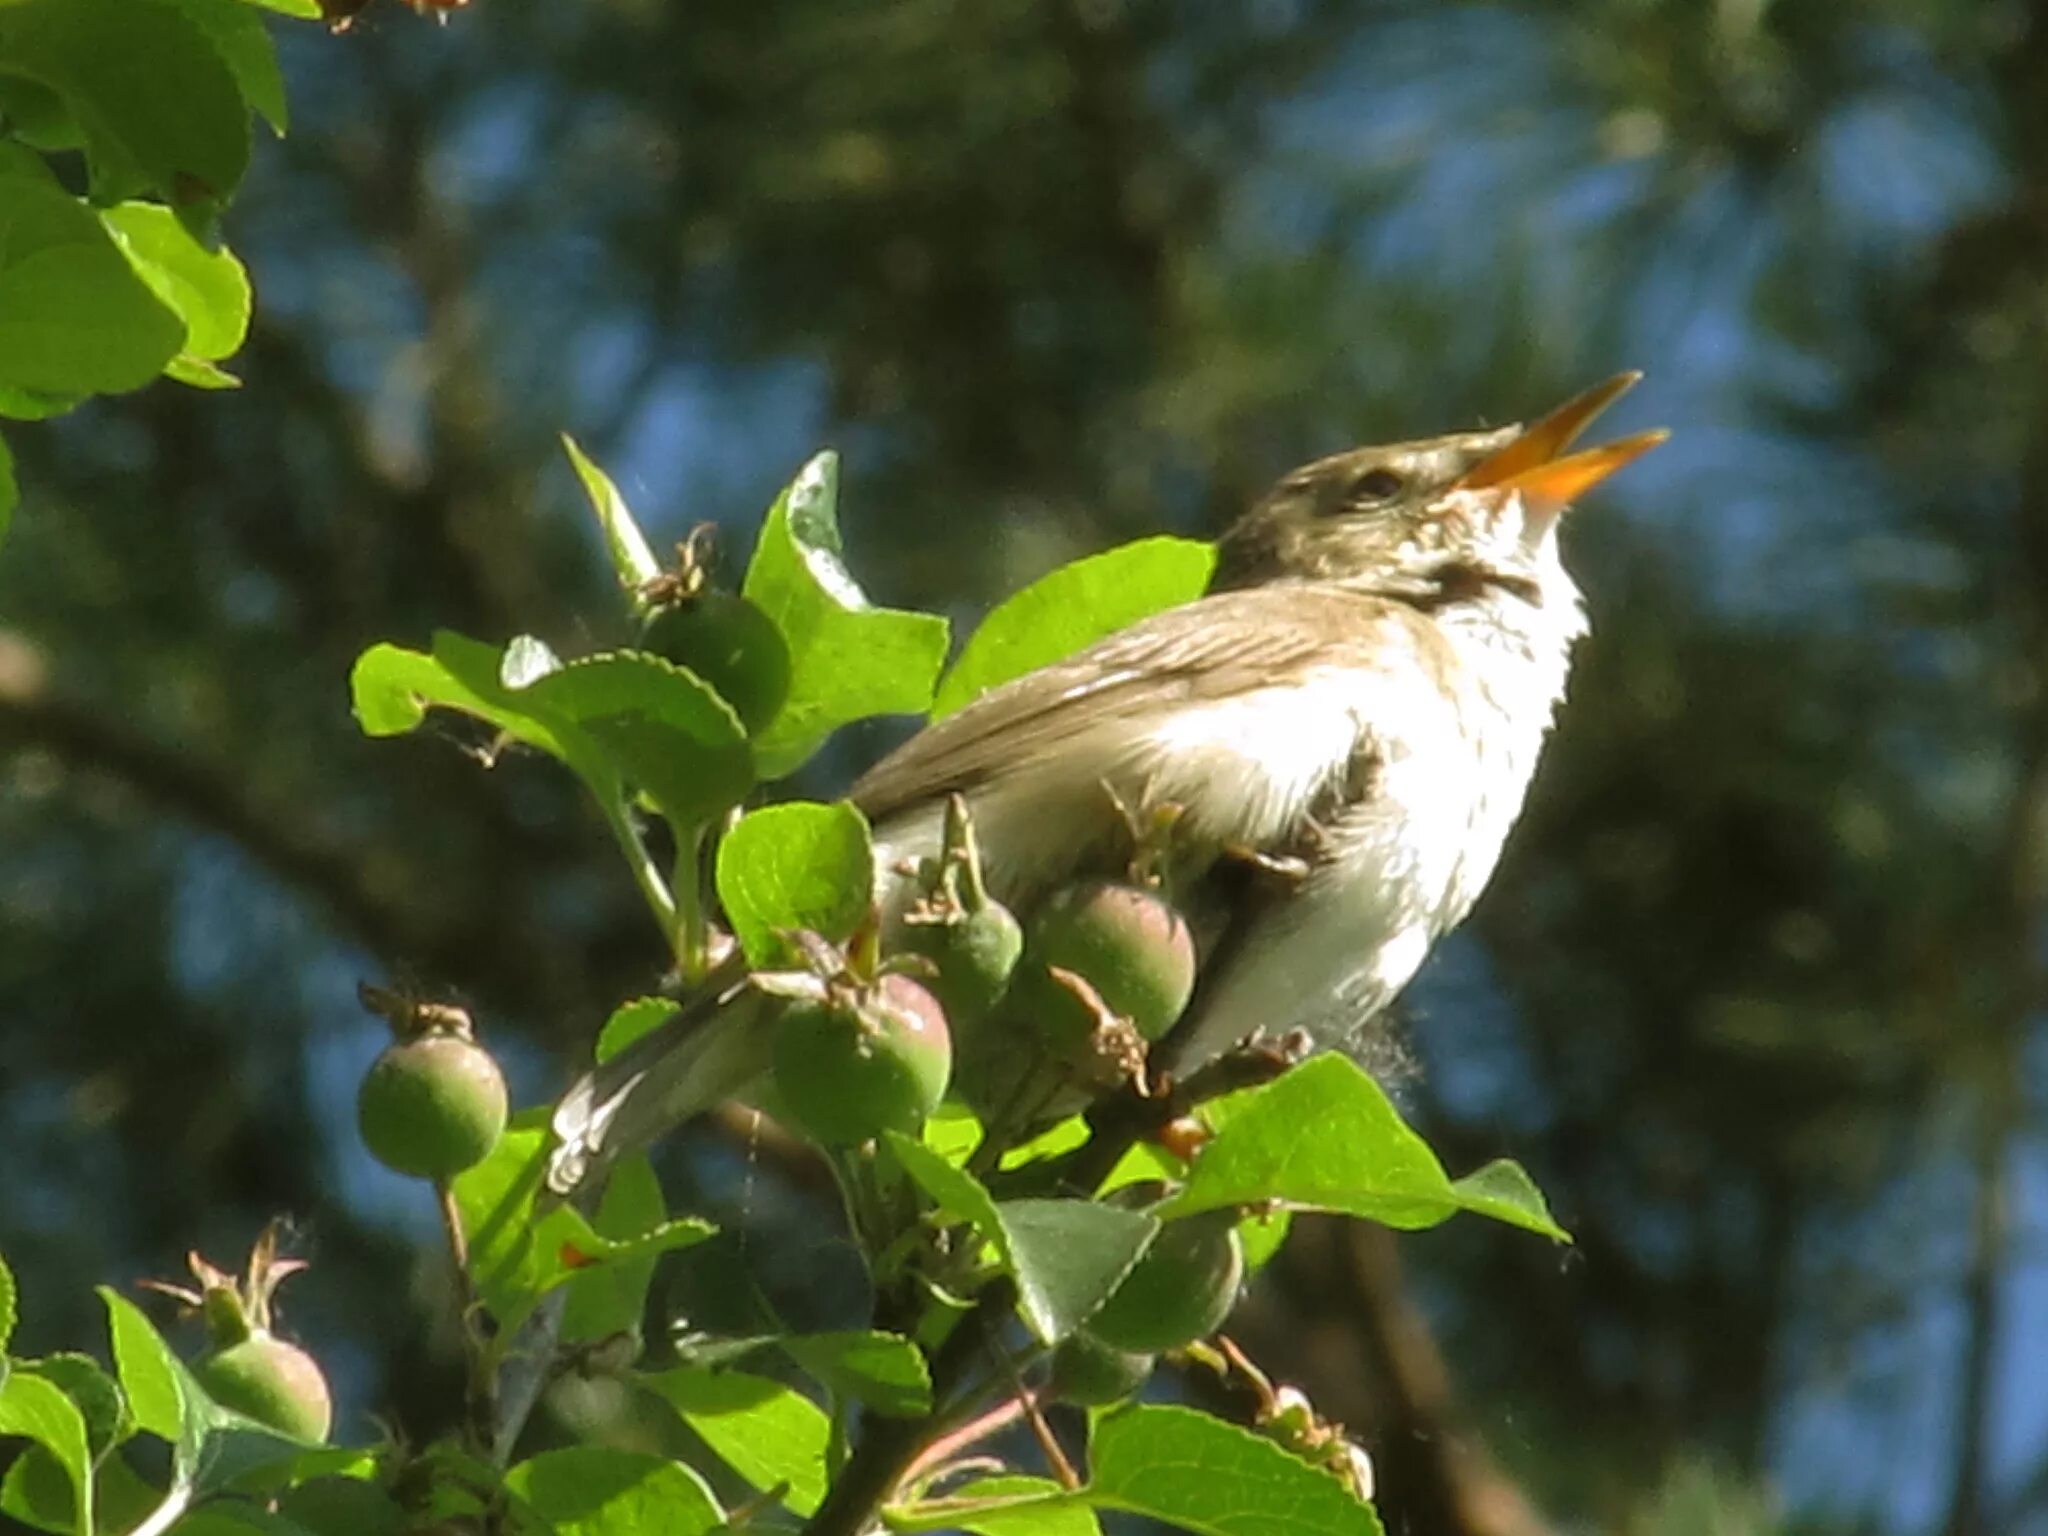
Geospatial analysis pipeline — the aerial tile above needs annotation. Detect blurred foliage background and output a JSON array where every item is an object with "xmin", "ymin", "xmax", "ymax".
[{"xmin": 2, "ymin": 0, "xmax": 2042, "ymax": 1531}]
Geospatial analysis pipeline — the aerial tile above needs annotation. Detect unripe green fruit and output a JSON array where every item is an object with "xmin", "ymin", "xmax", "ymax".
[
  {"xmin": 1020, "ymin": 882, "xmax": 1196, "ymax": 1048},
  {"xmin": 1087, "ymin": 1213, "xmax": 1243, "ymax": 1353},
  {"xmin": 899, "ymin": 900, "xmax": 1024, "ymax": 1028},
  {"xmin": 773, "ymin": 975, "xmax": 952, "ymax": 1146},
  {"xmin": 357, "ymin": 1034, "xmax": 508, "ymax": 1180},
  {"xmin": 1050, "ymin": 1333, "xmax": 1155, "ymax": 1406},
  {"xmin": 640, "ymin": 592, "xmax": 791, "ymax": 733},
  {"xmin": 195, "ymin": 1334, "xmax": 333, "ymax": 1442}
]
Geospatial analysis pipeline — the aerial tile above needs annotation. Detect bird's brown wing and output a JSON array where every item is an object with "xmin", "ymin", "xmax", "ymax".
[{"xmin": 849, "ymin": 582, "xmax": 1410, "ymax": 822}]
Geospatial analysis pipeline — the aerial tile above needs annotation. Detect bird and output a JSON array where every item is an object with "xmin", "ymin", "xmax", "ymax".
[{"xmin": 546, "ymin": 375, "xmax": 1665, "ymax": 1197}]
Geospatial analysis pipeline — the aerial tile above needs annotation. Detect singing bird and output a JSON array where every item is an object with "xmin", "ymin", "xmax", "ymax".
[{"xmin": 547, "ymin": 376, "xmax": 1665, "ymax": 1196}]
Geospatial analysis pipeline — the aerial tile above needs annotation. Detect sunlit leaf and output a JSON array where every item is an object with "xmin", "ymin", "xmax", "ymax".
[
  {"xmin": 741, "ymin": 452, "xmax": 949, "ymax": 776},
  {"xmin": 100, "ymin": 202, "xmax": 251, "ymax": 368},
  {"xmin": 562, "ymin": 435, "xmax": 664, "ymax": 610},
  {"xmin": 452, "ymin": 1114, "xmax": 713, "ymax": 1336},
  {"xmin": 932, "ymin": 537, "xmax": 1217, "ymax": 717},
  {"xmin": 1163, "ymin": 1056, "xmax": 1568, "ymax": 1242},
  {"xmin": 0, "ymin": 0, "xmax": 250, "ymax": 213},
  {"xmin": 0, "ymin": 172, "xmax": 181, "ymax": 394},
  {"xmin": 780, "ymin": 1331, "xmax": 931, "ymax": 1418},
  {"xmin": 714, "ymin": 800, "xmax": 874, "ymax": 965},
  {"xmin": 637, "ymin": 1367, "xmax": 829, "ymax": 1515},
  {"xmin": 0, "ymin": 1372, "xmax": 91, "ymax": 1536},
  {"xmin": 1087, "ymin": 1404, "xmax": 1382, "ymax": 1536},
  {"xmin": 505, "ymin": 1447, "xmax": 723, "ymax": 1536}
]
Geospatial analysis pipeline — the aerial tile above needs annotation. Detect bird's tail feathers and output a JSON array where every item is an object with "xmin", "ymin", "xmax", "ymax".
[{"xmin": 546, "ymin": 979, "xmax": 772, "ymax": 1199}]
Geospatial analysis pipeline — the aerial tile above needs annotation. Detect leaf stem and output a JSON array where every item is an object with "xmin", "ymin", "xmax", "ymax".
[{"xmin": 598, "ymin": 790, "xmax": 678, "ymax": 948}]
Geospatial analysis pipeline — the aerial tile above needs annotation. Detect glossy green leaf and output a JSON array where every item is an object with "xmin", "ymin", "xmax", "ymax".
[
  {"xmin": 516, "ymin": 651, "xmax": 752, "ymax": 830},
  {"xmin": 100, "ymin": 1289, "xmax": 183, "ymax": 1443},
  {"xmin": 594, "ymin": 997, "xmax": 681, "ymax": 1065},
  {"xmin": 0, "ymin": 0, "xmax": 250, "ymax": 210},
  {"xmin": 780, "ymin": 1331, "xmax": 931, "ymax": 1417},
  {"xmin": 741, "ymin": 452, "xmax": 949, "ymax": 776},
  {"xmin": 884, "ymin": 1138, "xmax": 1158, "ymax": 1343},
  {"xmin": 0, "ymin": 1248, "xmax": 15, "ymax": 1352},
  {"xmin": 932, "ymin": 537, "xmax": 1217, "ymax": 717},
  {"xmin": 562, "ymin": 435, "xmax": 664, "ymax": 611},
  {"xmin": 885, "ymin": 1131, "xmax": 1006, "ymax": 1243},
  {"xmin": 101, "ymin": 203, "xmax": 251, "ymax": 373},
  {"xmin": 560, "ymin": 1152, "xmax": 672, "ymax": 1344},
  {"xmin": 0, "ymin": 172, "xmax": 182, "ymax": 394},
  {"xmin": 1088, "ymin": 1404, "xmax": 1382, "ymax": 1536},
  {"xmin": 888, "ymin": 1476, "xmax": 1100, "ymax": 1536},
  {"xmin": 714, "ymin": 800, "xmax": 874, "ymax": 964},
  {"xmin": 637, "ymin": 1367, "xmax": 830, "ymax": 1515},
  {"xmin": 505, "ymin": 1447, "xmax": 723, "ymax": 1536},
  {"xmin": 24, "ymin": 1355, "xmax": 129, "ymax": 1457},
  {"xmin": 161, "ymin": 0, "xmax": 289, "ymax": 132},
  {"xmin": 1, "ymin": 1438, "xmax": 158, "ymax": 1536},
  {"xmin": 350, "ymin": 633, "xmax": 572, "ymax": 756},
  {"xmin": 1163, "ymin": 1056, "xmax": 1568, "ymax": 1242},
  {"xmin": 0, "ymin": 1371, "xmax": 91, "ymax": 1536},
  {"xmin": 452, "ymin": 1113, "xmax": 713, "ymax": 1336},
  {"xmin": 997, "ymin": 1199, "xmax": 1158, "ymax": 1344},
  {"xmin": 237, "ymin": 0, "xmax": 321, "ymax": 17}
]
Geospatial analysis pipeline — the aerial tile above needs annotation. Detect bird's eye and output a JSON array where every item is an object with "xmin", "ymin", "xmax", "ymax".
[{"xmin": 1349, "ymin": 467, "xmax": 1405, "ymax": 503}]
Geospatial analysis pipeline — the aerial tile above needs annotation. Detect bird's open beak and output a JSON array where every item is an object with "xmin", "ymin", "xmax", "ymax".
[{"xmin": 1456, "ymin": 372, "xmax": 1668, "ymax": 524}]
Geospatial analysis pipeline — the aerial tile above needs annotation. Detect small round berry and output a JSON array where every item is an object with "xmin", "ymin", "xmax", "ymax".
[
  {"xmin": 357, "ymin": 1033, "xmax": 508, "ymax": 1180},
  {"xmin": 1087, "ymin": 1212, "xmax": 1243, "ymax": 1353},
  {"xmin": 1049, "ymin": 1333, "xmax": 1155, "ymax": 1406},
  {"xmin": 195, "ymin": 1335, "xmax": 333, "ymax": 1443},
  {"xmin": 773, "ymin": 975, "xmax": 952, "ymax": 1147},
  {"xmin": 1019, "ymin": 882, "xmax": 1197, "ymax": 1048}
]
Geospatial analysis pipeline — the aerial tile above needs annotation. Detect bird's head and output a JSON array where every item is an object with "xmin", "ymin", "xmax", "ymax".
[{"xmin": 1213, "ymin": 374, "xmax": 1666, "ymax": 605}]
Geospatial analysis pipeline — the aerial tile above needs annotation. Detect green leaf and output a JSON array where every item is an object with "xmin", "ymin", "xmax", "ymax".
[
  {"xmin": 1088, "ymin": 1404, "xmax": 1382, "ymax": 1536},
  {"xmin": 0, "ymin": 0, "xmax": 251, "ymax": 211},
  {"xmin": 505, "ymin": 1447, "xmax": 723, "ymax": 1536},
  {"xmin": 237, "ymin": 0, "xmax": 322, "ymax": 17},
  {"xmin": 2, "ymin": 1440, "xmax": 158, "ymax": 1536},
  {"xmin": 637, "ymin": 1367, "xmax": 830, "ymax": 1515},
  {"xmin": 1163, "ymin": 1056, "xmax": 1569, "ymax": 1242},
  {"xmin": 714, "ymin": 801, "xmax": 874, "ymax": 965},
  {"xmin": 100, "ymin": 202, "xmax": 251, "ymax": 369},
  {"xmin": 562, "ymin": 435, "xmax": 663, "ymax": 610},
  {"xmin": 0, "ymin": 1249, "xmax": 15, "ymax": 1352},
  {"xmin": 0, "ymin": 1371, "xmax": 91, "ymax": 1536},
  {"xmin": 779, "ymin": 1331, "xmax": 931, "ymax": 1418},
  {"xmin": 996, "ymin": 1199, "xmax": 1158, "ymax": 1344},
  {"xmin": 350, "ymin": 633, "xmax": 577, "ymax": 759},
  {"xmin": 0, "ymin": 172, "xmax": 182, "ymax": 394},
  {"xmin": 160, "ymin": 0, "xmax": 289, "ymax": 132},
  {"xmin": 25, "ymin": 1355, "xmax": 129, "ymax": 1457},
  {"xmin": 101, "ymin": 1290, "xmax": 183, "ymax": 1443},
  {"xmin": 275, "ymin": 1476, "xmax": 410, "ymax": 1536},
  {"xmin": 885, "ymin": 1131, "xmax": 1006, "ymax": 1244},
  {"xmin": 515, "ymin": 651, "xmax": 752, "ymax": 830},
  {"xmin": 932, "ymin": 537, "xmax": 1217, "ymax": 718},
  {"xmin": 594, "ymin": 997, "xmax": 681, "ymax": 1065},
  {"xmin": 452, "ymin": 1113, "xmax": 714, "ymax": 1336},
  {"xmin": 741, "ymin": 452, "xmax": 949, "ymax": 776},
  {"xmin": 889, "ymin": 1476, "xmax": 1100, "ymax": 1536},
  {"xmin": 883, "ymin": 1138, "xmax": 1158, "ymax": 1343},
  {"xmin": 560, "ymin": 1152, "xmax": 672, "ymax": 1345},
  {"xmin": 165, "ymin": 355, "xmax": 243, "ymax": 389}
]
